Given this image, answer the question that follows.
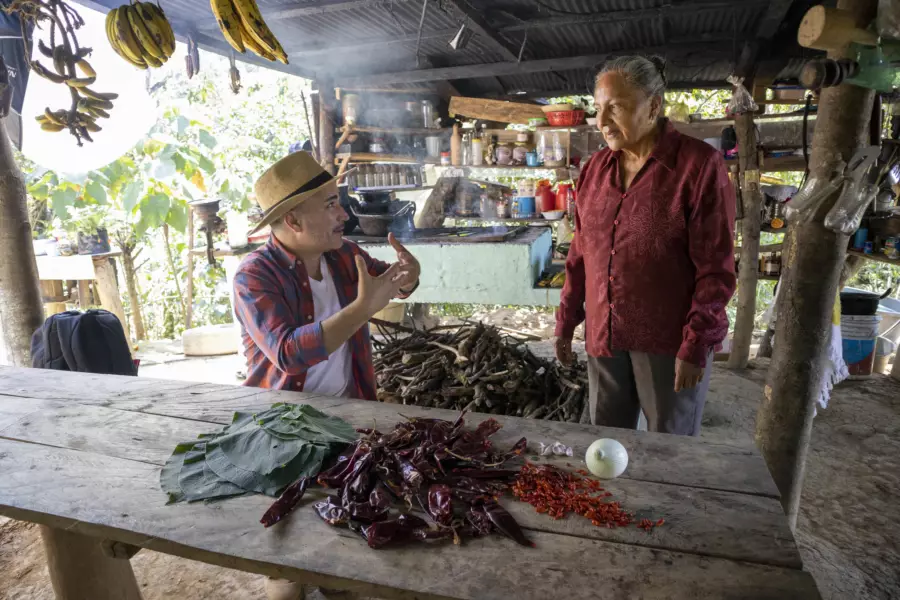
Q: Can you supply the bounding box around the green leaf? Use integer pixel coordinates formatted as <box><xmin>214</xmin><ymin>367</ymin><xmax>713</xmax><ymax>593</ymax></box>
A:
<box><xmin>85</xmin><ymin>181</ymin><xmax>108</xmax><ymax>205</ymax></box>
<box><xmin>199</xmin><ymin>129</ymin><xmax>217</xmax><ymax>149</ymax></box>
<box><xmin>166</xmin><ymin>201</ymin><xmax>188</xmax><ymax>233</ymax></box>
<box><xmin>154</xmin><ymin>156</ymin><xmax>177</xmax><ymax>180</ymax></box>
<box><xmin>122</xmin><ymin>181</ymin><xmax>143</xmax><ymax>212</ymax></box>
<box><xmin>176</xmin><ymin>115</ymin><xmax>190</xmax><ymax>134</ymax></box>
<box><xmin>172</xmin><ymin>152</ymin><xmax>187</xmax><ymax>174</ymax></box>
<box><xmin>50</xmin><ymin>189</ymin><xmax>77</xmax><ymax>218</ymax></box>
<box><xmin>197</xmin><ymin>154</ymin><xmax>215</xmax><ymax>174</ymax></box>
<box><xmin>177</xmin><ymin>442</ymin><xmax>247</xmax><ymax>503</ymax></box>
<box><xmin>140</xmin><ymin>193</ymin><xmax>170</xmax><ymax>227</ymax></box>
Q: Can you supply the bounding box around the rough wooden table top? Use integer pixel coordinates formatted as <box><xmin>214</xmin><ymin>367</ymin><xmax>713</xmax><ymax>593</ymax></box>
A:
<box><xmin>0</xmin><ymin>367</ymin><xmax>821</xmax><ymax>600</ymax></box>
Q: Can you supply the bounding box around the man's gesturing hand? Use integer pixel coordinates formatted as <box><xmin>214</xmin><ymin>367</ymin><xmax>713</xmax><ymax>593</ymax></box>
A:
<box><xmin>388</xmin><ymin>232</ymin><xmax>420</xmax><ymax>293</ymax></box>
<box><xmin>354</xmin><ymin>256</ymin><xmax>407</xmax><ymax>316</ymax></box>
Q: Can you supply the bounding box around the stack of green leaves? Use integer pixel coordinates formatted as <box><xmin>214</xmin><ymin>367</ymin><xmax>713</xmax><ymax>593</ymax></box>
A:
<box><xmin>161</xmin><ymin>403</ymin><xmax>358</xmax><ymax>504</ymax></box>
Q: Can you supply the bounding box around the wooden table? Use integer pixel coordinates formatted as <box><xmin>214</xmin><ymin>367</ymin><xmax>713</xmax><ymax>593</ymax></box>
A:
<box><xmin>0</xmin><ymin>367</ymin><xmax>821</xmax><ymax>600</ymax></box>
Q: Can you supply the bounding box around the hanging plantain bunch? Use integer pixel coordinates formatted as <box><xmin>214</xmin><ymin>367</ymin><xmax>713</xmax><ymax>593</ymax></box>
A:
<box><xmin>5</xmin><ymin>0</ymin><xmax>118</xmax><ymax>145</ymax></box>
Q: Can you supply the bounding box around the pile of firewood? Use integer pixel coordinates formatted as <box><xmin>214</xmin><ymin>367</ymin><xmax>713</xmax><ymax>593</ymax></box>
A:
<box><xmin>372</xmin><ymin>321</ymin><xmax>588</xmax><ymax>423</ymax></box>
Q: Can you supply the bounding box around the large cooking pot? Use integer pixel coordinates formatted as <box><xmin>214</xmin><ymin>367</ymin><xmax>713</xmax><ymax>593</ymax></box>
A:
<box><xmin>840</xmin><ymin>287</ymin><xmax>892</xmax><ymax>315</ymax></box>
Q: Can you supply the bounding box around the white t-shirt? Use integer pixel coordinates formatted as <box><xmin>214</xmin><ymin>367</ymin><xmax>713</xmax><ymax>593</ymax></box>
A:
<box><xmin>303</xmin><ymin>257</ymin><xmax>353</xmax><ymax>397</ymax></box>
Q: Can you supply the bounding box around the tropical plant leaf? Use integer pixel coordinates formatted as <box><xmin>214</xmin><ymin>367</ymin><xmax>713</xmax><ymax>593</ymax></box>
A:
<box><xmin>177</xmin><ymin>442</ymin><xmax>247</xmax><ymax>503</ymax></box>
<box><xmin>199</xmin><ymin>129</ymin><xmax>217</xmax><ymax>149</ymax></box>
<box><xmin>85</xmin><ymin>181</ymin><xmax>107</xmax><ymax>205</ymax></box>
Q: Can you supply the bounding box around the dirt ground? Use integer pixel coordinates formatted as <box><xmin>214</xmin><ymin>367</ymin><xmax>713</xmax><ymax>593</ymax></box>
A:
<box><xmin>1</xmin><ymin>330</ymin><xmax>898</xmax><ymax>599</ymax></box>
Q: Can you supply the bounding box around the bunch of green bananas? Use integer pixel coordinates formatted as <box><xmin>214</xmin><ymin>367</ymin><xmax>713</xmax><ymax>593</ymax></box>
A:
<box><xmin>210</xmin><ymin>0</ymin><xmax>288</xmax><ymax>64</ymax></box>
<box><xmin>106</xmin><ymin>2</ymin><xmax>176</xmax><ymax>69</ymax></box>
<box><xmin>31</xmin><ymin>40</ymin><xmax>117</xmax><ymax>142</ymax></box>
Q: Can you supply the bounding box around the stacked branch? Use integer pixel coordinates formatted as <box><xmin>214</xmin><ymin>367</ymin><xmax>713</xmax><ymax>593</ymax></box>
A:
<box><xmin>373</xmin><ymin>321</ymin><xmax>588</xmax><ymax>423</ymax></box>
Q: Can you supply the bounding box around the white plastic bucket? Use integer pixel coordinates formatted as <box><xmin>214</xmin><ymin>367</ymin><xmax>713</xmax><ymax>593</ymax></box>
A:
<box><xmin>841</xmin><ymin>314</ymin><xmax>882</xmax><ymax>378</ymax></box>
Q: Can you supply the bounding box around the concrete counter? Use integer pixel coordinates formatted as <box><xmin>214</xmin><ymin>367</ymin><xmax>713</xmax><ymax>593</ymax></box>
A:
<box><xmin>362</xmin><ymin>226</ymin><xmax>561</xmax><ymax>307</ymax></box>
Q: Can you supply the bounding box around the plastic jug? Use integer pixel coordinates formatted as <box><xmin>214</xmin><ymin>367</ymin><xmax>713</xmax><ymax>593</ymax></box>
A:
<box><xmin>556</xmin><ymin>183</ymin><xmax>574</xmax><ymax>212</ymax></box>
<box><xmin>537</xmin><ymin>180</ymin><xmax>556</xmax><ymax>212</ymax></box>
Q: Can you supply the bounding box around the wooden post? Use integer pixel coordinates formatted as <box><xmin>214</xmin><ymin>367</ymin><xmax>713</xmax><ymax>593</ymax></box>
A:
<box><xmin>93</xmin><ymin>257</ymin><xmax>132</xmax><ymax>343</ymax></box>
<box><xmin>727</xmin><ymin>112</ymin><xmax>763</xmax><ymax>369</ymax></box>
<box><xmin>120</xmin><ymin>246</ymin><xmax>146</xmax><ymax>340</ymax></box>
<box><xmin>41</xmin><ymin>280</ymin><xmax>67</xmax><ymax>316</ymax></box>
<box><xmin>78</xmin><ymin>280</ymin><xmax>93</xmax><ymax>308</ymax></box>
<box><xmin>756</xmin><ymin>0</ymin><xmax>878</xmax><ymax>528</ymax></box>
<box><xmin>0</xmin><ymin>117</ymin><xmax>45</xmax><ymax>366</ymax></box>
<box><xmin>40</xmin><ymin>526</ymin><xmax>142</xmax><ymax>600</ymax></box>
<box><xmin>185</xmin><ymin>210</ymin><xmax>195</xmax><ymax>330</ymax></box>
<box><xmin>318</xmin><ymin>79</ymin><xmax>336</xmax><ymax>175</ymax></box>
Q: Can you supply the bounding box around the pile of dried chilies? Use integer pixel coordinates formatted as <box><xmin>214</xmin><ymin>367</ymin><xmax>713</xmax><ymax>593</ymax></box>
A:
<box><xmin>373</xmin><ymin>321</ymin><xmax>589</xmax><ymax>423</ymax></box>
<box><xmin>261</xmin><ymin>412</ymin><xmax>535</xmax><ymax>549</ymax></box>
<box><xmin>512</xmin><ymin>463</ymin><xmax>663</xmax><ymax>532</ymax></box>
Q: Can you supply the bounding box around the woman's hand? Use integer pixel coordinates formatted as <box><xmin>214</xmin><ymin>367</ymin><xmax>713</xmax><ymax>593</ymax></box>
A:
<box><xmin>555</xmin><ymin>337</ymin><xmax>575</xmax><ymax>366</ymax></box>
<box><xmin>674</xmin><ymin>358</ymin><xmax>703</xmax><ymax>392</ymax></box>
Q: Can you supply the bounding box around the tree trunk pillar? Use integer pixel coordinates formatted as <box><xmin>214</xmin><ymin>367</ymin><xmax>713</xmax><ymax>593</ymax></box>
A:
<box><xmin>728</xmin><ymin>111</ymin><xmax>763</xmax><ymax>369</ymax></box>
<box><xmin>0</xmin><ymin>117</ymin><xmax>44</xmax><ymax>366</ymax></box>
<box><xmin>318</xmin><ymin>79</ymin><xmax>336</xmax><ymax>175</ymax></box>
<box><xmin>755</xmin><ymin>0</ymin><xmax>878</xmax><ymax>528</ymax></box>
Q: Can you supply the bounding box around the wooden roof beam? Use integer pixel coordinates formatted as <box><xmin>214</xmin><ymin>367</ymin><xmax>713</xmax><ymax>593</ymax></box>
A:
<box><xmin>334</xmin><ymin>43</ymin><xmax>731</xmax><ymax>87</ymax></box>
<box><xmin>443</xmin><ymin>0</ymin><xmax>519</xmax><ymax>62</ymax></box>
<box><xmin>266</xmin><ymin>0</ymin><xmax>415</xmax><ymax>19</ymax></box>
<box><xmin>755</xmin><ymin>0</ymin><xmax>797</xmax><ymax>39</ymax></box>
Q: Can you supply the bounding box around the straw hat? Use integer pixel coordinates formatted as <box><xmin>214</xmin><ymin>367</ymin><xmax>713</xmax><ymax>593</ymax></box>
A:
<box><xmin>249</xmin><ymin>151</ymin><xmax>352</xmax><ymax>234</ymax></box>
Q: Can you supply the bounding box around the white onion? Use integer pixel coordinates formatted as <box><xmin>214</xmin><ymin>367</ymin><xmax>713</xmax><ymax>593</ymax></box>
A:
<box><xmin>584</xmin><ymin>438</ymin><xmax>628</xmax><ymax>479</ymax></box>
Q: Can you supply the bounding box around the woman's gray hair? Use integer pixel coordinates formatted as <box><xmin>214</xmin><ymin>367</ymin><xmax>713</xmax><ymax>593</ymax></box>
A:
<box><xmin>596</xmin><ymin>55</ymin><xmax>668</xmax><ymax>98</ymax></box>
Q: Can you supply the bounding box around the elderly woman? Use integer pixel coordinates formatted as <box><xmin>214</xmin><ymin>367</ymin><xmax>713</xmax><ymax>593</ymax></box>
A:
<box><xmin>555</xmin><ymin>56</ymin><xmax>736</xmax><ymax>436</ymax></box>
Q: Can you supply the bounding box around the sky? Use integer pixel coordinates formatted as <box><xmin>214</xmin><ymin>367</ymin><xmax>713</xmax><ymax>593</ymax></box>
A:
<box><xmin>20</xmin><ymin>4</ymin><xmax>156</xmax><ymax>175</ymax></box>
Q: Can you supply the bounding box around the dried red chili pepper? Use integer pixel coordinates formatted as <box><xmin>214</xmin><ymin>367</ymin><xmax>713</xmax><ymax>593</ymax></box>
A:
<box><xmin>260</xmin><ymin>476</ymin><xmax>311</xmax><ymax>528</ymax></box>
<box><xmin>482</xmin><ymin>501</ymin><xmax>534</xmax><ymax>547</ymax></box>
<box><xmin>427</xmin><ymin>484</ymin><xmax>453</xmax><ymax>526</ymax></box>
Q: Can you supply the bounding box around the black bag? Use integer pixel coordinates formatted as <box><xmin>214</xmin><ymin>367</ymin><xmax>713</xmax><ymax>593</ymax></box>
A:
<box><xmin>31</xmin><ymin>309</ymin><xmax>137</xmax><ymax>376</ymax></box>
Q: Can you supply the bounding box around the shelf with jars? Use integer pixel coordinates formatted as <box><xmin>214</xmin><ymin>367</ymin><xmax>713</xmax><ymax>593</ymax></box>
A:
<box><xmin>343</xmin><ymin>163</ymin><xmax>429</xmax><ymax>192</ymax></box>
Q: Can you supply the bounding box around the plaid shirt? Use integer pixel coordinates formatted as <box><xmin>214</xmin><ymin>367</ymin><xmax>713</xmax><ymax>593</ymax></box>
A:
<box><xmin>233</xmin><ymin>235</ymin><xmax>394</xmax><ymax>400</ymax></box>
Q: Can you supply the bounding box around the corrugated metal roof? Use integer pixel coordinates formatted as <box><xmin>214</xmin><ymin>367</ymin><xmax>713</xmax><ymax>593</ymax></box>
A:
<box><xmin>72</xmin><ymin>0</ymin><xmax>816</xmax><ymax>94</ymax></box>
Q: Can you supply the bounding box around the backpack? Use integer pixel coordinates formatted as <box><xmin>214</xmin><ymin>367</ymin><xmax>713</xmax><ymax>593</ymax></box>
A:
<box><xmin>31</xmin><ymin>309</ymin><xmax>137</xmax><ymax>376</ymax></box>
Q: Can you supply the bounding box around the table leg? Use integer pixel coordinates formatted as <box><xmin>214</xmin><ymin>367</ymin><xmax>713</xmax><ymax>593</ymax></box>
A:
<box><xmin>266</xmin><ymin>577</ymin><xmax>305</xmax><ymax>600</ymax></box>
<box><xmin>40</xmin><ymin>525</ymin><xmax>143</xmax><ymax>600</ymax></box>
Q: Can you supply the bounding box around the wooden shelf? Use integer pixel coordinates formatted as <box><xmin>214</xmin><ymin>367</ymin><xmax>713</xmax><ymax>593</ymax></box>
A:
<box><xmin>735</xmin><ymin>243</ymin><xmax>784</xmax><ymax>253</ymax></box>
<box><xmin>339</xmin><ymin>126</ymin><xmax>448</xmax><ymax>136</ymax></box>
<box><xmin>336</xmin><ymin>153</ymin><xmax>423</xmax><ymax>164</ymax></box>
<box><xmin>692</xmin><ymin>109</ymin><xmax>815</xmax><ymax>125</ymax></box>
<box><xmin>448</xmin><ymin>164</ymin><xmax>572</xmax><ymax>171</ymax></box>
<box><xmin>726</xmin><ymin>155</ymin><xmax>807</xmax><ymax>172</ymax></box>
<box><xmin>758</xmin><ymin>274</ymin><xmax>781</xmax><ymax>280</ymax></box>
<box><xmin>351</xmin><ymin>185</ymin><xmax>434</xmax><ymax>193</ymax></box>
<box><xmin>450</xmin><ymin>217</ymin><xmax>554</xmax><ymax>223</ymax></box>
<box><xmin>848</xmin><ymin>249</ymin><xmax>900</xmax><ymax>266</ymax></box>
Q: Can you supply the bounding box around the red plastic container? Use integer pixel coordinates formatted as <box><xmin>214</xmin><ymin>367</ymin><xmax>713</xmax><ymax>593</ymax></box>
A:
<box><xmin>546</xmin><ymin>110</ymin><xmax>585</xmax><ymax>127</ymax></box>
<box><xmin>556</xmin><ymin>183</ymin><xmax>574</xmax><ymax>212</ymax></box>
<box><xmin>537</xmin><ymin>181</ymin><xmax>556</xmax><ymax>212</ymax></box>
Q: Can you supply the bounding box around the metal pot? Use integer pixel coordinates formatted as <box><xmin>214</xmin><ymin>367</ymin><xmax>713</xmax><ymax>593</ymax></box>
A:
<box><xmin>351</xmin><ymin>201</ymin><xmax>415</xmax><ymax>237</ymax></box>
<box><xmin>840</xmin><ymin>287</ymin><xmax>892</xmax><ymax>315</ymax></box>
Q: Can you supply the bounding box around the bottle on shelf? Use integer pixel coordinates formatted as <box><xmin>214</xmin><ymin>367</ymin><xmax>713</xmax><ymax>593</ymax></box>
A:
<box><xmin>486</xmin><ymin>135</ymin><xmax>498</xmax><ymax>166</ymax></box>
<box><xmin>450</xmin><ymin>124</ymin><xmax>461</xmax><ymax>166</ymax></box>
<box><xmin>461</xmin><ymin>123</ymin><xmax>474</xmax><ymax>166</ymax></box>
<box><xmin>471</xmin><ymin>127</ymin><xmax>484</xmax><ymax>166</ymax></box>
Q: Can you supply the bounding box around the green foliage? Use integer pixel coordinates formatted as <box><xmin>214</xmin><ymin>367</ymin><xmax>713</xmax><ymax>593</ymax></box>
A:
<box><xmin>19</xmin><ymin>50</ymin><xmax>314</xmax><ymax>341</ymax></box>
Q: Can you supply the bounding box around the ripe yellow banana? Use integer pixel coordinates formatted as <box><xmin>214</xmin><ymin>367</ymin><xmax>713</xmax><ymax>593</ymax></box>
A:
<box><xmin>41</xmin><ymin>122</ymin><xmax>67</xmax><ymax>132</ymax></box>
<box><xmin>76</xmin><ymin>59</ymin><xmax>96</xmax><ymax>78</ymax></box>
<box><xmin>141</xmin><ymin>2</ymin><xmax>176</xmax><ymax>57</ymax></box>
<box><xmin>232</xmin><ymin>0</ymin><xmax>280</xmax><ymax>57</ymax></box>
<box><xmin>239</xmin><ymin>20</ymin><xmax>276</xmax><ymax>61</ymax></box>
<box><xmin>126</xmin><ymin>4</ymin><xmax>165</xmax><ymax>61</ymax></box>
<box><xmin>210</xmin><ymin>0</ymin><xmax>245</xmax><ymax>53</ymax></box>
<box><xmin>134</xmin><ymin>2</ymin><xmax>173</xmax><ymax>59</ymax></box>
<box><xmin>111</xmin><ymin>6</ymin><xmax>148</xmax><ymax>68</ymax></box>
<box><xmin>80</xmin><ymin>87</ymin><xmax>119</xmax><ymax>102</ymax></box>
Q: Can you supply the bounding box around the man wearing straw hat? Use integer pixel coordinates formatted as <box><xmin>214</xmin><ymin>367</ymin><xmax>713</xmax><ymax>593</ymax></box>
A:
<box><xmin>233</xmin><ymin>151</ymin><xmax>420</xmax><ymax>402</ymax></box>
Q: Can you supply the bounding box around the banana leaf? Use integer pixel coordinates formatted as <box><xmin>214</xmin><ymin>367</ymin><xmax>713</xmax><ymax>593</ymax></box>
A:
<box><xmin>177</xmin><ymin>441</ymin><xmax>247</xmax><ymax>503</ymax></box>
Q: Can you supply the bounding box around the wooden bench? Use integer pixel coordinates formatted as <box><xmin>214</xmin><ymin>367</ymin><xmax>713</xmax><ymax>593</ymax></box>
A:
<box><xmin>0</xmin><ymin>366</ymin><xmax>821</xmax><ymax>599</ymax></box>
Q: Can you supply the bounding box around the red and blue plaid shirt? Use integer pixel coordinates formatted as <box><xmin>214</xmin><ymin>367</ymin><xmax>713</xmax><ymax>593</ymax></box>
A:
<box><xmin>233</xmin><ymin>235</ymin><xmax>394</xmax><ymax>400</ymax></box>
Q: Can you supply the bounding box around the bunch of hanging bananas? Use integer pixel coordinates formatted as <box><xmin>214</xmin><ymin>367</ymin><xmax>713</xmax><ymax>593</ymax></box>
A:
<box><xmin>31</xmin><ymin>40</ymin><xmax>118</xmax><ymax>142</ymax></box>
<box><xmin>210</xmin><ymin>0</ymin><xmax>288</xmax><ymax>64</ymax></box>
<box><xmin>106</xmin><ymin>2</ymin><xmax>176</xmax><ymax>69</ymax></box>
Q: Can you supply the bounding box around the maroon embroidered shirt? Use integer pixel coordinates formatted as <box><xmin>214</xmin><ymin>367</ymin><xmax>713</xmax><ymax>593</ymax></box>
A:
<box><xmin>555</xmin><ymin>120</ymin><xmax>737</xmax><ymax>367</ymax></box>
